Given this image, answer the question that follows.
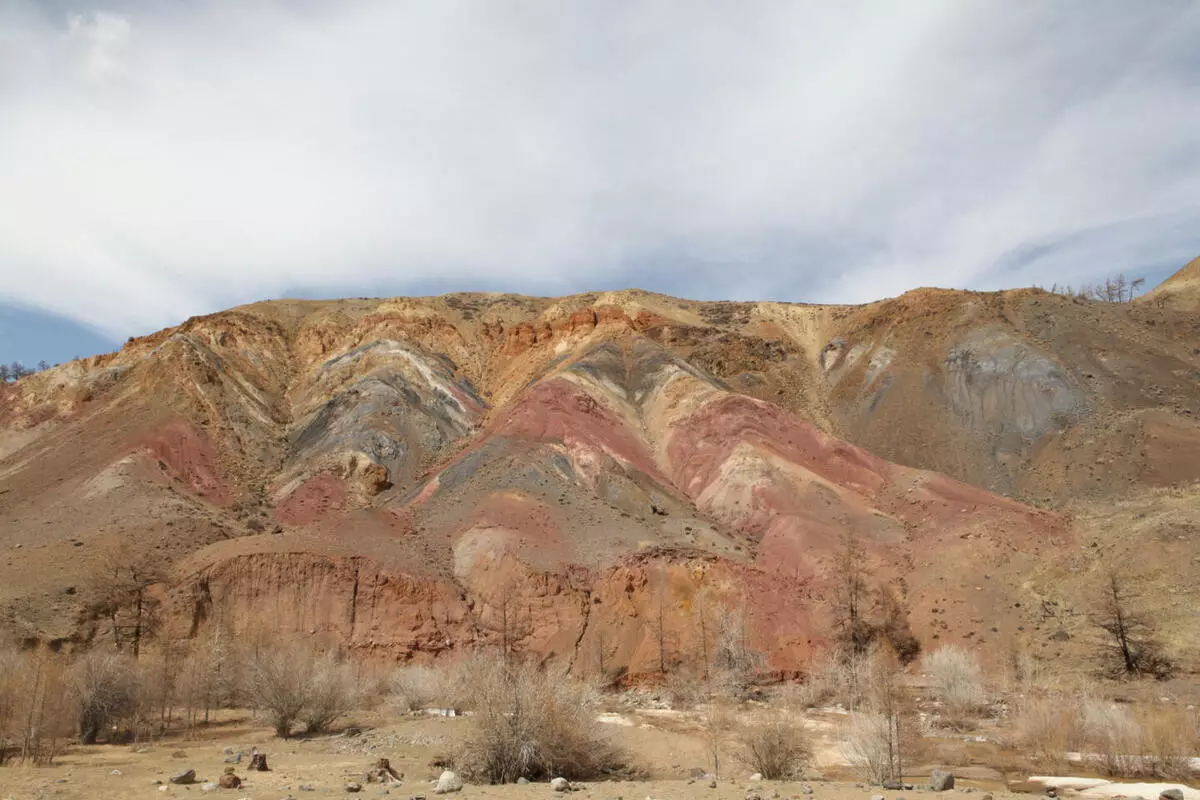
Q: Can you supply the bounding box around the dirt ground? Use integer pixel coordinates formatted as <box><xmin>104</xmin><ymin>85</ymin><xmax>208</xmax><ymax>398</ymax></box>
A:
<box><xmin>5</xmin><ymin>705</ymin><xmax>1186</xmax><ymax>800</ymax></box>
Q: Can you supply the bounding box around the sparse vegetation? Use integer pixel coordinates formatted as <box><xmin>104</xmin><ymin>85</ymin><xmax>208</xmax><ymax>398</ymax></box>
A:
<box><xmin>246</xmin><ymin>645</ymin><xmax>356</xmax><ymax>738</ymax></box>
<box><xmin>453</xmin><ymin>653</ymin><xmax>627</xmax><ymax>783</ymax></box>
<box><xmin>71</xmin><ymin>651</ymin><xmax>141</xmax><ymax>744</ymax></box>
<box><xmin>737</xmin><ymin>711</ymin><xmax>811</xmax><ymax>779</ymax></box>
<box><xmin>924</xmin><ymin>645</ymin><xmax>987</xmax><ymax>729</ymax></box>
<box><xmin>1042</xmin><ymin>273</ymin><xmax>1146</xmax><ymax>303</ymax></box>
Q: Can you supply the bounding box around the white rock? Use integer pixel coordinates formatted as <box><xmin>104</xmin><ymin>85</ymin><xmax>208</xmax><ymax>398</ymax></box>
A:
<box><xmin>551</xmin><ymin>777</ymin><xmax>571</xmax><ymax>792</ymax></box>
<box><xmin>435</xmin><ymin>770</ymin><xmax>464</xmax><ymax>794</ymax></box>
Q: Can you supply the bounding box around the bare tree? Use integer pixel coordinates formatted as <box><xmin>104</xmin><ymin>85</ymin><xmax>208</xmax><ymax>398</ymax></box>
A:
<box><xmin>831</xmin><ymin>532</ymin><xmax>873</xmax><ymax>656</ymax></box>
<box><xmin>94</xmin><ymin>549</ymin><xmax>163</xmax><ymax>658</ymax></box>
<box><xmin>1092</xmin><ymin>571</ymin><xmax>1172</xmax><ymax>679</ymax></box>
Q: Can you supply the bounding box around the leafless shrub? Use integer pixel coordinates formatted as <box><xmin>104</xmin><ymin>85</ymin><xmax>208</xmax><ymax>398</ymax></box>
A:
<box><xmin>1012</xmin><ymin>694</ymin><xmax>1077</xmax><ymax>767</ymax></box>
<box><xmin>796</xmin><ymin>648</ymin><xmax>872</xmax><ymax>710</ymax></box>
<box><xmin>453</xmin><ymin>653</ymin><xmax>627</xmax><ymax>783</ymax></box>
<box><xmin>924</xmin><ymin>646</ymin><xmax>987</xmax><ymax>728</ymax></box>
<box><xmin>696</xmin><ymin>703</ymin><xmax>735</xmax><ymax>780</ymax></box>
<box><xmin>391</xmin><ymin>664</ymin><xmax>446</xmax><ymax>712</ymax></box>
<box><xmin>842</xmin><ymin>711</ymin><xmax>895</xmax><ymax>784</ymax></box>
<box><xmin>737</xmin><ymin>712</ymin><xmax>812</xmax><ymax>779</ymax></box>
<box><xmin>299</xmin><ymin>654</ymin><xmax>358</xmax><ymax>734</ymax></box>
<box><xmin>71</xmin><ymin>651</ymin><xmax>142</xmax><ymax>744</ymax></box>
<box><xmin>246</xmin><ymin>645</ymin><xmax>315</xmax><ymax>738</ymax></box>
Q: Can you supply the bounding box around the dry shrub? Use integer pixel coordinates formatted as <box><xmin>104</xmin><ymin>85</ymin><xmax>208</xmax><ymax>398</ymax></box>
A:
<box><xmin>454</xmin><ymin>654</ymin><xmax>627</xmax><ymax>783</ymax></box>
<box><xmin>737</xmin><ymin>712</ymin><xmax>811</xmax><ymax>779</ymax></box>
<box><xmin>299</xmin><ymin>654</ymin><xmax>359</xmax><ymax>734</ymax></box>
<box><xmin>662</xmin><ymin>665</ymin><xmax>706</xmax><ymax>710</ymax></box>
<box><xmin>247</xmin><ymin>645</ymin><xmax>357</xmax><ymax>738</ymax></box>
<box><xmin>1013</xmin><ymin>690</ymin><xmax>1200</xmax><ymax>780</ymax></box>
<box><xmin>796</xmin><ymin>648</ymin><xmax>873</xmax><ymax>709</ymax></box>
<box><xmin>71</xmin><ymin>651</ymin><xmax>142</xmax><ymax>744</ymax></box>
<box><xmin>391</xmin><ymin>664</ymin><xmax>448</xmax><ymax>712</ymax></box>
<box><xmin>842</xmin><ymin>711</ymin><xmax>895</xmax><ymax>784</ymax></box>
<box><xmin>924</xmin><ymin>645</ymin><xmax>986</xmax><ymax>728</ymax></box>
<box><xmin>1012</xmin><ymin>694</ymin><xmax>1077</xmax><ymax>767</ymax></box>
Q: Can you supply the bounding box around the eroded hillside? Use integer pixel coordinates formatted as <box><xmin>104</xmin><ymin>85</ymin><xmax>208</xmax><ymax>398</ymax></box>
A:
<box><xmin>1</xmin><ymin>275</ymin><xmax>1198</xmax><ymax>675</ymax></box>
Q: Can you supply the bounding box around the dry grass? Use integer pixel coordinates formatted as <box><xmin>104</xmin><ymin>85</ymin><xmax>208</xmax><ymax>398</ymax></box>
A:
<box><xmin>1013</xmin><ymin>687</ymin><xmax>1200</xmax><ymax>780</ymax></box>
<box><xmin>390</xmin><ymin>664</ymin><xmax>447</xmax><ymax>712</ymax></box>
<box><xmin>453</xmin><ymin>653</ymin><xmax>628</xmax><ymax>783</ymax></box>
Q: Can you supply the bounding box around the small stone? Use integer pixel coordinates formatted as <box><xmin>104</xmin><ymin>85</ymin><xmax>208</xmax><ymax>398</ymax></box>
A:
<box><xmin>750</xmin><ymin>774</ymin><xmax>763</xmax><ymax>782</ymax></box>
<box><xmin>224</xmin><ymin>754</ymin><xmax>242</xmax><ymax>764</ymax></box>
<box><xmin>170</xmin><ymin>769</ymin><xmax>197</xmax><ymax>785</ymax></box>
<box><xmin>300</xmin><ymin>785</ymin><xmax>316</xmax><ymax>792</ymax></box>
<box><xmin>1159</xmin><ymin>792</ymin><xmax>1183</xmax><ymax>800</ymax></box>
<box><xmin>346</xmin><ymin>782</ymin><xmax>363</xmax><ymax>793</ymax></box>
<box><xmin>224</xmin><ymin>747</ymin><xmax>236</xmax><ymax>755</ymax></box>
<box><xmin>111</xmin><ymin>769</ymin><xmax>123</xmax><ymax>776</ymax></box>
<box><xmin>884</xmin><ymin>780</ymin><xmax>903</xmax><ymax>790</ymax></box>
<box><xmin>220</xmin><ymin>773</ymin><xmax>242</xmax><ymax>789</ymax></box>
<box><xmin>551</xmin><ymin>777</ymin><xmax>571</xmax><ymax>792</ymax></box>
<box><xmin>931</xmin><ymin>771</ymin><xmax>955</xmax><ymax>792</ymax></box>
<box><xmin>202</xmin><ymin>782</ymin><xmax>219</xmax><ymax>793</ymax></box>
<box><xmin>802</xmin><ymin>788</ymin><xmax>814</xmax><ymax>796</ymax></box>
<box><xmin>518</xmin><ymin>778</ymin><xmax>530</xmax><ymax>785</ymax></box>
<box><xmin>872</xmin><ymin>795</ymin><xmax>885</xmax><ymax>800</ymax></box>
<box><xmin>710</xmin><ymin>781</ymin><xmax>718</xmax><ymax>789</ymax></box>
<box><xmin>435</xmin><ymin>770</ymin><xmax>463</xmax><ymax>794</ymax></box>
<box><xmin>159</xmin><ymin>786</ymin><xmax>169</xmax><ymax>793</ymax></box>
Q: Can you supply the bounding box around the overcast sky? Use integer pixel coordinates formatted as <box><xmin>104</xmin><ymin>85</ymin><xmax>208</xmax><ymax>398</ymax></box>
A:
<box><xmin>2</xmin><ymin>1</ymin><xmax>1199</xmax><ymax>364</ymax></box>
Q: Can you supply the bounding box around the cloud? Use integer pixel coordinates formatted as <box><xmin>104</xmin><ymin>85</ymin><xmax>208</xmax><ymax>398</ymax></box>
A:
<box><xmin>0</xmin><ymin>1</ymin><xmax>1198</xmax><ymax>337</ymax></box>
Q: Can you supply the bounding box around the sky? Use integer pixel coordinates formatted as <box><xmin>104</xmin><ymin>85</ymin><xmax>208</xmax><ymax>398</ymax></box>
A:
<box><xmin>2</xmin><ymin>1</ymin><xmax>1199</xmax><ymax>366</ymax></box>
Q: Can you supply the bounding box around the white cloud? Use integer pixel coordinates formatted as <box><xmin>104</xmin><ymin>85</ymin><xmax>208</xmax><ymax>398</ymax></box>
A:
<box><xmin>0</xmin><ymin>1</ymin><xmax>1198</xmax><ymax>337</ymax></box>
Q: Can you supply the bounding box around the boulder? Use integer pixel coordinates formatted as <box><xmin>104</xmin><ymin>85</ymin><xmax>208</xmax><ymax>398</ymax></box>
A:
<box><xmin>345</xmin><ymin>782</ymin><xmax>363</xmax><ymax>793</ymax></box>
<box><xmin>551</xmin><ymin>777</ymin><xmax>571</xmax><ymax>792</ymax></box>
<box><xmin>883</xmin><ymin>780</ymin><xmax>904</xmax><ymax>790</ymax></box>
<box><xmin>1159</xmin><ymin>791</ymin><xmax>1184</xmax><ymax>800</ymax></box>
<box><xmin>201</xmin><ymin>782</ymin><xmax>219</xmax><ymax>793</ymax></box>
<box><xmin>518</xmin><ymin>778</ymin><xmax>530</xmax><ymax>785</ymax></box>
<box><xmin>219</xmin><ymin>772</ymin><xmax>242</xmax><ymax>789</ymax></box>
<box><xmin>750</xmin><ymin>773</ymin><xmax>763</xmax><ymax>781</ymax></box>
<box><xmin>249</xmin><ymin>751</ymin><xmax>270</xmax><ymax>771</ymax></box>
<box><xmin>435</xmin><ymin>770</ymin><xmax>464</xmax><ymax>794</ymax></box>
<box><xmin>931</xmin><ymin>770</ymin><xmax>955</xmax><ymax>792</ymax></box>
<box><xmin>170</xmin><ymin>769</ymin><xmax>197</xmax><ymax>785</ymax></box>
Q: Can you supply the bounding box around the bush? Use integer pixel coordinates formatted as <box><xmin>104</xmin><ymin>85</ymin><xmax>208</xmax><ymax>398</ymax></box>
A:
<box><xmin>737</xmin><ymin>713</ymin><xmax>811</xmax><ymax>779</ymax></box>
<box><xmin>453</xmin><ymin>654</ymin><xmax>627</xmax><ymax>783</ymax></box>
<box><xmin>391</xmin><ymin>664</ymin><xmax>447</xmax><ymax>712</ymax></box>
<box><xmin>246</xmin><ymin>645</ymin><xmax>355</xmax><ymax>738</ymax></box>
<box><xmin>842</xmin><ymin>711</ymin><xmax>895</xmax><ymax>784</ymax></box>
<box><xmin>71</xmin><ymin>651</ymin><xmax>141</xmax><ymax>744</ymax></box>
<box><xmin>924</xmin><ymin>646</ymin><xmax>986</xmax><ymax>728</ymax></box>
<box><xmin>299</xmin><ymin>654</ymin><xmax>358</xmax><ymax>734</ymax></box>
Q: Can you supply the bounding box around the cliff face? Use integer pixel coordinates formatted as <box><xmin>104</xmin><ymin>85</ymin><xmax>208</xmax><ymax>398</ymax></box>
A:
<box><xmin>1</xmin><ymin>286</ymin><xmax>1198</xmax><ymax>673</ymax></box>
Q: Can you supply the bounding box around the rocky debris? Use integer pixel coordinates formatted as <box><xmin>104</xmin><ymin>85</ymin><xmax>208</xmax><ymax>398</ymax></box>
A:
<box><xmin>931</xmin><ymin>770</ymin><xmax>955</xmax><ymax>792</ymax></box>
<box><xmin>1160</xmin><ymin>791</ymin><xmax>1184</xmax><ymax>800</ymax></box>
<box><xmin>345</xmin><ymin>781</ymin><xmax>363</xmax><ymax>793</ymax></box>
<box><xmin>435</xmin><ymin>770</ymin><xmax>463</xmax><ymax>794</ymax></box>
<box><xmin>365</xmin><ymin>757</ymin><xmax>403</xmax><ymax>783</ymax></box>
<box><xmin>170</xmin><ymin>768</ymin><xmax>197</xmax><ymax>785</ymax></box>
<box><xmin>551</xmin><ymin>777</ymin><xmax>571</xmax><ymax>792</ymax></box>
<box><xmin>219</xmin><ymin>768</ymin><xmax>242</xmax><ymax>789</ymax></box>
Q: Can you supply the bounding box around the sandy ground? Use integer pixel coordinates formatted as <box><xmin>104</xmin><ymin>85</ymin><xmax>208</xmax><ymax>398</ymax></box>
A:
<box><xmin>1</xmin><ymin>710</ymin><xmax>1195</xmax><ymax>800</ymax></box>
